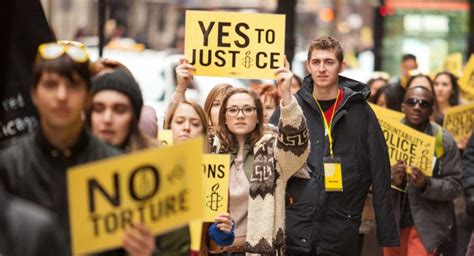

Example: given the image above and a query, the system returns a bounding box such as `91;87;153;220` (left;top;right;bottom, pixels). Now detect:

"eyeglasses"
404;98;432;109
226;106;256;117
37;40;89;63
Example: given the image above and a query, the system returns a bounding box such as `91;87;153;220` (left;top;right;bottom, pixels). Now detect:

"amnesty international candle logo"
201;154;230;221
185;10;285;79
206;183;224;212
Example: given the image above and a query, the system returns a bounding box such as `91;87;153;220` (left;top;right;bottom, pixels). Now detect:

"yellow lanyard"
313;90;340;157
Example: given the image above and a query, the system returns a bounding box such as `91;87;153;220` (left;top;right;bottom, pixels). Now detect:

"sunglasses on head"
37;40;89;63
404;98;432;109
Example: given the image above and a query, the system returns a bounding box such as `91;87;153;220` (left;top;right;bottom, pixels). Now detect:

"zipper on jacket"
330;92;360;131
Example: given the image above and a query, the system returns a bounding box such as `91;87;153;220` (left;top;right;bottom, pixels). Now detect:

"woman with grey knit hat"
88;68;156;151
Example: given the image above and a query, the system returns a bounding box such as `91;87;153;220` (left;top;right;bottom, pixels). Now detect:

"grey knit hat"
91;69;143;119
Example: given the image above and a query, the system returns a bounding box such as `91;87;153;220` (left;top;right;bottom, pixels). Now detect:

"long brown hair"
204;84;233;127
216;88;264;152
163;100;208;135
126;115;158;151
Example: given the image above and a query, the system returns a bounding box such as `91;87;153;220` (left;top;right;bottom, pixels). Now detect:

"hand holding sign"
275;55;294;106
175;58;196;94
123;223;156;256
215;212;233;233
391;160;406;186
410;166;428;189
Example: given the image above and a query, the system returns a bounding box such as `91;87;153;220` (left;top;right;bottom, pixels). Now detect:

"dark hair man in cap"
0;41;120;254
385;86;461;255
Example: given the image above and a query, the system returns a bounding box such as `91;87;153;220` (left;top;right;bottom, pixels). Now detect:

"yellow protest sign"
68;138;203;255
378;117;436;176
189;154;230;252
369;102;404;121
459;54;474;98
185;10;285;79
443;52;463;77
443;102;474;143
158;129;174;146
202;154;230;221
189;220;204;251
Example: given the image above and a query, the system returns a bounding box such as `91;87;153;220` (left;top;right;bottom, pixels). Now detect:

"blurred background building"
39;0;473;79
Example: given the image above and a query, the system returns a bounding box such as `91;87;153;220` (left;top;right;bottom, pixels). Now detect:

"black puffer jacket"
270;75;399;255
0;129;121;255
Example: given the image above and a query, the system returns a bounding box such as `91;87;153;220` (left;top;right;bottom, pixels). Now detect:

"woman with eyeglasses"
173;57;310;255
209;58;309;255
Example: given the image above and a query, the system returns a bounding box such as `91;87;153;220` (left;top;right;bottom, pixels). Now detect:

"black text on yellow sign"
378;117;435;176
185;10;285;79
201;154;230;222
443;102;474;144
68;138;204;255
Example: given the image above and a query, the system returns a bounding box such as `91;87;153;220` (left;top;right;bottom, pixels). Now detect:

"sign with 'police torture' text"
68;138;203;255
185;10;286;79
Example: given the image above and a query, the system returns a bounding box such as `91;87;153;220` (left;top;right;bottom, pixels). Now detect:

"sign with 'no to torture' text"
68;138;204;254
185;10;286;79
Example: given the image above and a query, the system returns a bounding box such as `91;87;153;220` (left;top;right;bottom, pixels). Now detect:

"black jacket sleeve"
462;130;474;216
366;105;400;247
463;130;474;189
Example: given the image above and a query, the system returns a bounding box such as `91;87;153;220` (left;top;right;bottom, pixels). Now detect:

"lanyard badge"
324;157;343;192
314;90;343;192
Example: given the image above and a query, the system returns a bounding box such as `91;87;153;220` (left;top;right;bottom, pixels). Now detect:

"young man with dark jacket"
0;41;120;254
386;86;462;255
270;36;399;255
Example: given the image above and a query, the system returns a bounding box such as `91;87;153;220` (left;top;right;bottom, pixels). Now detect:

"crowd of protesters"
0;34;474;256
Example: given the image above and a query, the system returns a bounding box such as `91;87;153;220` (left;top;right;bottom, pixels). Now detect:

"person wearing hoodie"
270;36;399;255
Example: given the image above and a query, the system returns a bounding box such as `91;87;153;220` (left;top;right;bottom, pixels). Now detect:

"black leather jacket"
0;184;66;255
0;129;121;255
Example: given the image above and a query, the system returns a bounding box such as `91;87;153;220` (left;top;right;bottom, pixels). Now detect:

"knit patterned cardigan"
211;97;310;256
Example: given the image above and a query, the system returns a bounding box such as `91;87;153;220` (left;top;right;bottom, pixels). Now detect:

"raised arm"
274;56;310;181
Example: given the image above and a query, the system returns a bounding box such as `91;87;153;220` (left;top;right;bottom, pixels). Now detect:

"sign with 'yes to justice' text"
68;138;204;255
185;10;285;79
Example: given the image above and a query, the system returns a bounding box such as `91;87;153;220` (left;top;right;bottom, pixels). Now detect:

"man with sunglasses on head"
0;41;121;254
385;86;462;256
